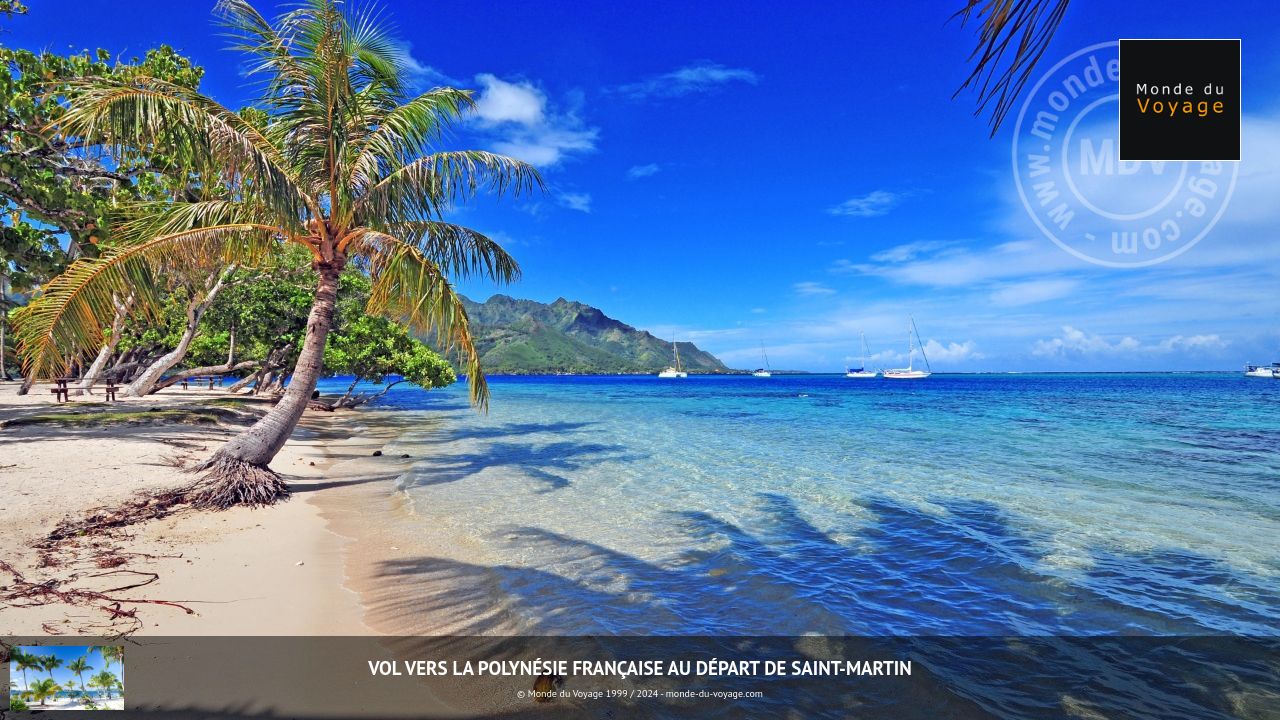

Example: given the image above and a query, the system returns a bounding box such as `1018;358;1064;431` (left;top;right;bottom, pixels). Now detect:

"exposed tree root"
43;484;196;545
8;456;290;636
186;455;291;509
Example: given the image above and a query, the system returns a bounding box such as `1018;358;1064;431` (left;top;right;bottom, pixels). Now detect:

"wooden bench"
104;381;118;402
180;376;222;390
49;377;72;402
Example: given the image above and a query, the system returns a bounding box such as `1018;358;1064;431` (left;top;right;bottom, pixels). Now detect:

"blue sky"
8;0;1280;371
9;645;121;692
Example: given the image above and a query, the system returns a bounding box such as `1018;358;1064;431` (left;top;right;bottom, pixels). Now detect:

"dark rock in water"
372;450;382;457
400;453;410;458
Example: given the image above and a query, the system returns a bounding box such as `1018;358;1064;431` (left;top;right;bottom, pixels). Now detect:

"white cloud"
923;339;984;363
1031;326;1225;357
616;61;758;99
827;189;913;218
869;240;956;263
473;74;545;124
557;192;592;213
750;307;767;314
471;74;598;167
793;281;836;297
398;44;462;88
627;163;661;179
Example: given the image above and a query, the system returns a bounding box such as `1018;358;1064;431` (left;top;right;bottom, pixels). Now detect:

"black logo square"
1119;39;1240;161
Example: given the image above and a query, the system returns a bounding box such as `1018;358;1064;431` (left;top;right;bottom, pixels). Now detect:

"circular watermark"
1012;42;1238;267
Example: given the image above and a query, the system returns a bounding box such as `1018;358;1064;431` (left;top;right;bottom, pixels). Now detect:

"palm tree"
96;645;123;673
15;0;539;507
23;678;61;707
66;657;93;697
89;671;119;700
40;654;62;681
12;649;41;693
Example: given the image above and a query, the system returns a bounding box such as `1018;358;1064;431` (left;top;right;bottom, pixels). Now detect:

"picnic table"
180;376;224;390
49;378;118;402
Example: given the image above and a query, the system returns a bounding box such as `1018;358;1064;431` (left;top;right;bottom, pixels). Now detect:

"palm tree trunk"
191;264;342;507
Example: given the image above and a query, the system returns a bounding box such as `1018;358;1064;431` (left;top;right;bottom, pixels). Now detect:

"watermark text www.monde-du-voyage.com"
1013;39;1241;268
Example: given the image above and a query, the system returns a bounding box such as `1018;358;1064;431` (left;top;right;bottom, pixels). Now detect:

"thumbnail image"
8;646;123;712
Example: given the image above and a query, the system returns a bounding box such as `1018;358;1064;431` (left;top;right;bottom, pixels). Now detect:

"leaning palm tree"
66;657;93;697
16;0;539;507
23;678;61;707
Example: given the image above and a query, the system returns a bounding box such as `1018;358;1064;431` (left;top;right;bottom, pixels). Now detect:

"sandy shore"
0;382;569;717
0;380;409;637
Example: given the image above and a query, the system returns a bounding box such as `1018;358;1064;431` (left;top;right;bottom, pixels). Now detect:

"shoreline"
0;382;418;638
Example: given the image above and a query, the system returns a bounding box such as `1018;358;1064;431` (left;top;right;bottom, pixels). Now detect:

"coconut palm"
12;649;41;693
88;671;119;700
23;678;61;707
39;654;62;680
96;645;123;672
15;0;539;507
66;657;93;697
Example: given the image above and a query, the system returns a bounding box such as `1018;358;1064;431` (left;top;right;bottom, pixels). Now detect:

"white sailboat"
658;339;688;378
883;318;931;379
846;332;878;378
752;341;772;377
1244;363;1279;378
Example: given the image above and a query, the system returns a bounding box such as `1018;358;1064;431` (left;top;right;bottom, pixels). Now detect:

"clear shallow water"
322;373;1280;638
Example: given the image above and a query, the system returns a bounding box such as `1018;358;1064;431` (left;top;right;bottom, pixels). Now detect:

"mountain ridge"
458;294;729;375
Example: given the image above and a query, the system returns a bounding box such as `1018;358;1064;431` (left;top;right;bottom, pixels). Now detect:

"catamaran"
1244;363;1279;378
752;341;772;377
658;339;688;378
846;331;878;378
883;318;931;379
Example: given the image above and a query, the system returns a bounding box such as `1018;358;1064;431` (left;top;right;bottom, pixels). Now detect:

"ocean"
318;372;1280;717
334;372;1279;637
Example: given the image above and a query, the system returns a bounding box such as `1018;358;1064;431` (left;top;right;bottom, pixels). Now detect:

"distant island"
459;295;730;375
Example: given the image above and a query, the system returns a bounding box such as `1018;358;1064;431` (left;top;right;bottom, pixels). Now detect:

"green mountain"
458;294;729;374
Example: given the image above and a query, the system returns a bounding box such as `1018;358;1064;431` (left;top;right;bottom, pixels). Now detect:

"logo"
1012;42;1238;268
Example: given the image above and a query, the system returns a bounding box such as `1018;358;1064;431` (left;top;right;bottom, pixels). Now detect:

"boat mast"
673;339;682;372
760;341;770;370
911;316;931;373
906;323;914;371
860;331;868;369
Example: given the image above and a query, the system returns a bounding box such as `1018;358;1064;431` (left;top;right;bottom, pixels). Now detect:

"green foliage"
10;696;30;711
87;671;119;699
0;44;203;253
23;677;61;706
13;0;539;411
324;272;454;391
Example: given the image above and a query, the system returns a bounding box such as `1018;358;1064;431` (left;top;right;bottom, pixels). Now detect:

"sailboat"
1244;362;1279;378
883;318;931;379
846;332;878;378
752;341;772;377
658;338;688;378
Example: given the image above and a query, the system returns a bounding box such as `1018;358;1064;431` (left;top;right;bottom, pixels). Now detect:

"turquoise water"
327;373;1280;637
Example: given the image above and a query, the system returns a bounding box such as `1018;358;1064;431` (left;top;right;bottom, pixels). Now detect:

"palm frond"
358;231;489;410
348;87;475;193
358;150;544;224
953;0;1071;135
54;74;320;222
347;220;519;283
14;225;282;379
